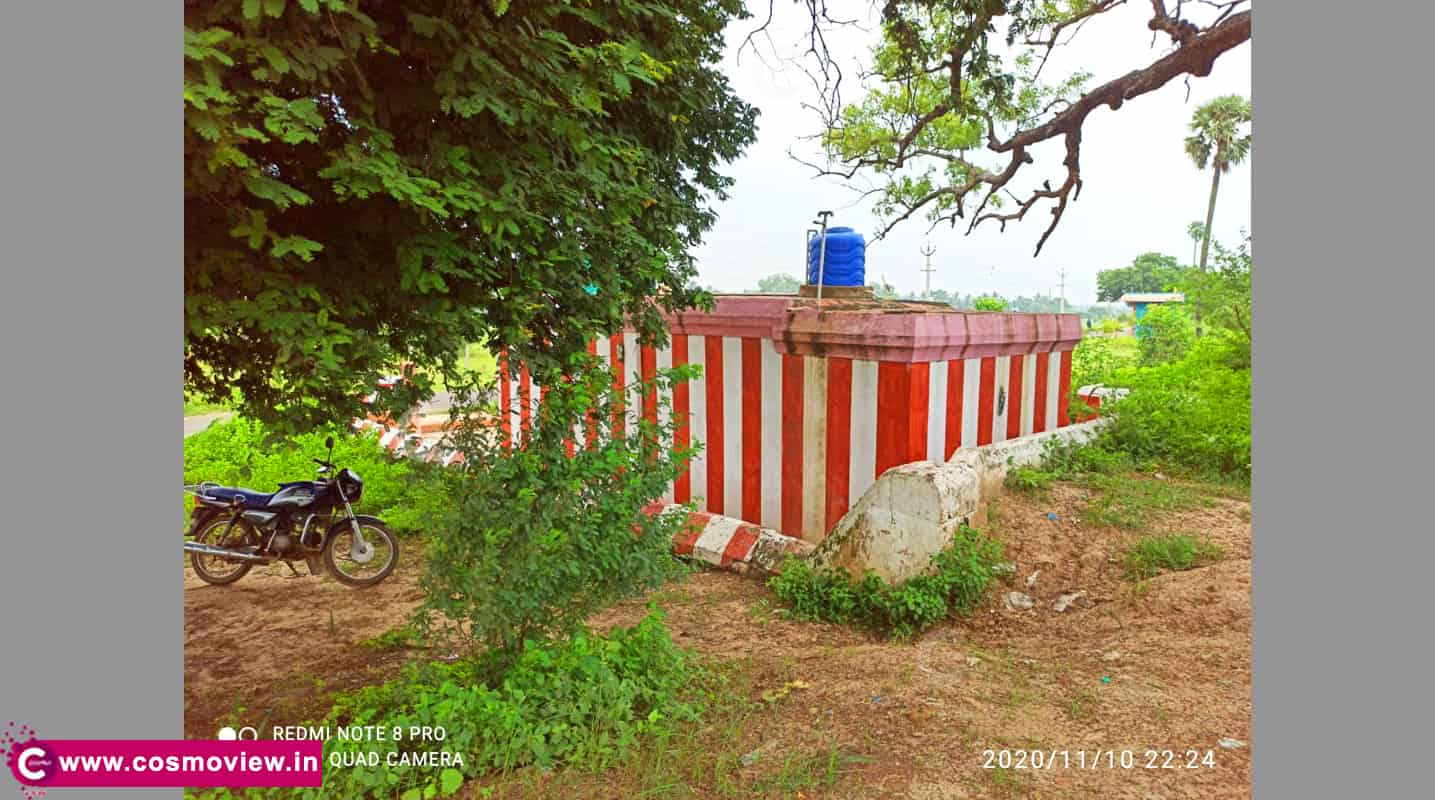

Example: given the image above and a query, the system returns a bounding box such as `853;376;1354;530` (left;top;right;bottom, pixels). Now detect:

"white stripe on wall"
848;359;879;503
801;356;828;541
1046;353;1062;431
927;360;947;463
692;514;742;566
961;359;980;448
759;339;783;529
623;331;641;437
509;362;522;445
1020;354;1037;437
721;336;743;516
992;355;1011;444
688;336;708;511
657;342;673;503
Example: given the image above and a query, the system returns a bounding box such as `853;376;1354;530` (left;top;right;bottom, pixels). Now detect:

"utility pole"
1056;267;1069;314
919;241;937;299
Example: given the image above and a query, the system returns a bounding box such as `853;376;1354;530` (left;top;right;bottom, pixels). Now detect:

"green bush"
188;611;701;800
1136;304;1195;366
1121;535;1224;581
1103;335;1251;481
419;360;695;665
770;525;1004;641
182;417;444;536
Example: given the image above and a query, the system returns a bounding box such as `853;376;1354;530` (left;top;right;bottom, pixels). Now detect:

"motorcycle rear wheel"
190;516;257;585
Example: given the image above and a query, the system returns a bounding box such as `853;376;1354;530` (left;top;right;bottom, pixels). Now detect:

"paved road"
184;412;233;438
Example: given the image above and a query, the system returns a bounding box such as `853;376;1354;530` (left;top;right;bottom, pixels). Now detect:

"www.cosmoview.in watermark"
5;723;322;796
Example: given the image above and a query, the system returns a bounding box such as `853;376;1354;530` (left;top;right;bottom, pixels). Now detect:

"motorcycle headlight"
342;470;364;501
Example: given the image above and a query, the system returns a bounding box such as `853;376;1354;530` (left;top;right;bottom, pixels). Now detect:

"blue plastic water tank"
806;227;866;287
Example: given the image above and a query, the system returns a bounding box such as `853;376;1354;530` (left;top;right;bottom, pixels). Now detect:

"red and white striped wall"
496;298;1082;545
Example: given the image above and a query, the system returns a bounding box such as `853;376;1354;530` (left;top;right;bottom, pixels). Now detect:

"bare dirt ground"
184;478;1251;798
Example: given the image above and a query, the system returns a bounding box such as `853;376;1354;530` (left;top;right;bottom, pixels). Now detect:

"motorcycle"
183;436;399;588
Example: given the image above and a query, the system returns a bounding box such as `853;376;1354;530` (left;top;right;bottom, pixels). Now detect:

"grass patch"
770;524;1004;641
357;624;427;652
747;744;872;795
1120;534;1224;581
1080;473;1214;529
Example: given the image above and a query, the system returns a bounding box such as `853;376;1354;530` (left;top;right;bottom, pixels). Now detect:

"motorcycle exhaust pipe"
183;541;272;563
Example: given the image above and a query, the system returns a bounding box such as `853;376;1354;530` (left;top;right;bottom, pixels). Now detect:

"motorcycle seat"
202;486;276;508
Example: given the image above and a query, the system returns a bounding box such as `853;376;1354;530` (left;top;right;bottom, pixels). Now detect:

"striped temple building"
499;295;1083;546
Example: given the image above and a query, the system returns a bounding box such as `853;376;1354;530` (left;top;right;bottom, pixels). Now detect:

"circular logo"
12;741;57;786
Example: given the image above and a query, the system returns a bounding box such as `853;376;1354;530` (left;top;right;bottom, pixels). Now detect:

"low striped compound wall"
498;296;1083;546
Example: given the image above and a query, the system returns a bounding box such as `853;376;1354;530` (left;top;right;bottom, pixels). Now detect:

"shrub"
1136;304;1195;366
972;295;1009;312
418;359;696;665
188;611;701;800
770;525;1004;641
182;417;443;536
1121;535;1224;580
1103;336;1251;481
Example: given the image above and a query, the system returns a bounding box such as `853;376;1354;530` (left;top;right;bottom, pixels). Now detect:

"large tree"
185;0;756;431
1185;93;1251;271
772;1;1250;254
1095;251;1183;301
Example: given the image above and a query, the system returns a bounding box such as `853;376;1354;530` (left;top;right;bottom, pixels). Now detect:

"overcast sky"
690;1;1252;305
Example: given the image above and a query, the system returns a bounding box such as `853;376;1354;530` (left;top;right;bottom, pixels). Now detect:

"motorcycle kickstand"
284;560;304;579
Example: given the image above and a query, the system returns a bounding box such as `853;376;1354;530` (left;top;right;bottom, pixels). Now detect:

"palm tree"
1187;221;1206;266
1185;95;1252;273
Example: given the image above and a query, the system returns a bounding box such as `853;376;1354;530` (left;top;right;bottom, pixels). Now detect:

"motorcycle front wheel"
322;517;399;588
190;516;257;585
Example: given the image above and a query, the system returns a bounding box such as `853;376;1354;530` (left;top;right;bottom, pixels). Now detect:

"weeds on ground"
1120;534;1224;581
358;623;427;652
770;525;1004;641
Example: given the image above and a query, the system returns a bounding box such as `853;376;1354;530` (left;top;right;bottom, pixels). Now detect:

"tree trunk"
1199;166;1221;272
1195;154;1223;338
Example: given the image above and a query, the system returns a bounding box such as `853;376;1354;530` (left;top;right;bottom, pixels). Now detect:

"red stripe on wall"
609;334;625;439
672;335;691;504
723;524;762;566
977;357;996;446
1058;349;1073;427
945;360;963;458
673;514;708;556
875;361;911;477
499;354;512;450
1007;354;1024;440
1032;352;1050;434
519;364;532;447
741;337;762;524
780;354;805;536
825;357;854;531
640;343;657;429
704;335;725;515
908;362;930;463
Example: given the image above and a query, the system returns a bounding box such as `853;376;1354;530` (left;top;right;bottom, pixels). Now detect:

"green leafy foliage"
1096;252;1185;302
1136;304;1195;366
1101;336;1252;481
185;0;757;433
770;525;1004;641
750;273;802;294
1179;233;1251;367
972;295;1009;312
182;417;444;535
418;358;696;664
187;611;701;799
1121;535;1224;581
